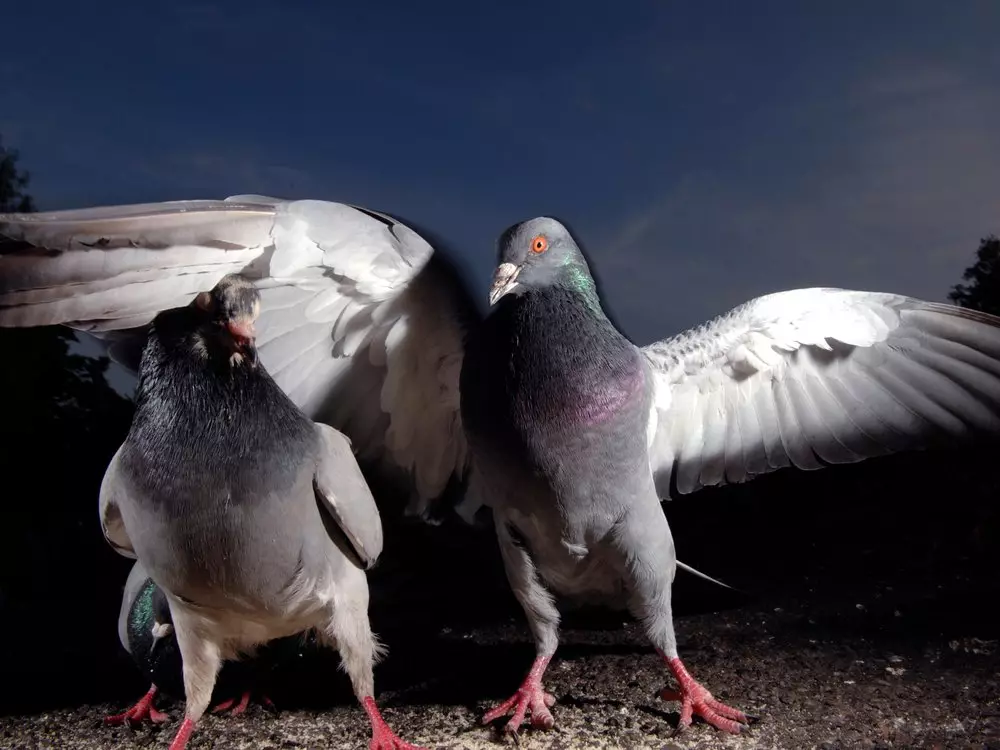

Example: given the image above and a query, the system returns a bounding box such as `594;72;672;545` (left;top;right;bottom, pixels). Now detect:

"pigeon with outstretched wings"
5;198;1000;738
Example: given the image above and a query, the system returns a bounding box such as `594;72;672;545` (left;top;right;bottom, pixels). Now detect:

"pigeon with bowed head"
3;199;1000;737
107;560;309;729
107;560;176;727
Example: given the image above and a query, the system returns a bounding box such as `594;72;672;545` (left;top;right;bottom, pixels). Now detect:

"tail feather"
676;559;736;591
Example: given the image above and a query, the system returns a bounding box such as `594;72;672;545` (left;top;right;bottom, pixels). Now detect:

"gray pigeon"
95;274;420;750
457;217;1000;735
5;199;1000;737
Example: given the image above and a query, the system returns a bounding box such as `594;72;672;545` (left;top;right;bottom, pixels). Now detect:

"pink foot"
362;696;425;750
104;684;170;726
658;653;748;734
211;691;250;716
482;655;556;734
167;717;197;750
211;690;277;716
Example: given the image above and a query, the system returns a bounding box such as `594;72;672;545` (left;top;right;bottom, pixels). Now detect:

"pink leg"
167;717;197;750
362;696;426;750
104;684;170;726
657;650;748;734
211;690;253;716
482;655;557;734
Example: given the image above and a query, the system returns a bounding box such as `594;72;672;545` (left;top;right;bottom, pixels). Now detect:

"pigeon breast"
117;304;322;606
462;285;652;511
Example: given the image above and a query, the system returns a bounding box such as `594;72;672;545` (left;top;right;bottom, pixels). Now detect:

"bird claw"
659;659;748;734
482;680;557;734
104;686;169;726
211;692;248;716
369;727;426;750
363;696;426;750
210;690;277;716
104;704;170;726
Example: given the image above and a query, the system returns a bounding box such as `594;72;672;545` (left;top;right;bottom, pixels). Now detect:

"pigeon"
457;217;1000;734
106;560;174;727
4;199;1000;737
91;273;419;750
107;560;303;728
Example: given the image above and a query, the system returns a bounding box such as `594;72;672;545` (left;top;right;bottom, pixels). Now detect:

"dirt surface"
3;450;1000;750
3;570;999;749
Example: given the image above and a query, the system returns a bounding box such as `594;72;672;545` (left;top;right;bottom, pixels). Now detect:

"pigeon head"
192;273;261;367
488;217;594;306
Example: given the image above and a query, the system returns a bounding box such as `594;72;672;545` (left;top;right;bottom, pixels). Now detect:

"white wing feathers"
0;196;471;516
10;201;996;519
0;200;273;330
643;288;1000;497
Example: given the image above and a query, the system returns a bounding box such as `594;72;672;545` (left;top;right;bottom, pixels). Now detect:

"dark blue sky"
4;1;1000;345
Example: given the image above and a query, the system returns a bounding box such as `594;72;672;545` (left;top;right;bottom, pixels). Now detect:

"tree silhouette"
0;137;37;213
948;234;1000;316
947;234;1000;565
0;138;137;709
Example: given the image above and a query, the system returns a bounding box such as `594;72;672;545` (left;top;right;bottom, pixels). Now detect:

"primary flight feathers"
644;288;1000;497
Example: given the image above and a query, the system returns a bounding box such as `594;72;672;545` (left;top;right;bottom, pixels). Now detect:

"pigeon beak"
148;633;164;660
149;621;173;660
226;318;259;366
244;343;259;367
489;263;522;306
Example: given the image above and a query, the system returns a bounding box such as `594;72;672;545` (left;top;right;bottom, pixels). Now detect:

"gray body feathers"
462;280;674;625
94;285;391;744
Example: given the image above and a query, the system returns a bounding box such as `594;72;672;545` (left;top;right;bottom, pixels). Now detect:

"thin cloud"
598;63;1000;345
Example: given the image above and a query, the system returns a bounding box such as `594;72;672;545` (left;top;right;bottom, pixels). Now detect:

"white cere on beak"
151;622;174;639
489;262;522;306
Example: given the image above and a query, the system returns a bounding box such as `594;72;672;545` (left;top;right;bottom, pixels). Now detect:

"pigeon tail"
675;560;737;591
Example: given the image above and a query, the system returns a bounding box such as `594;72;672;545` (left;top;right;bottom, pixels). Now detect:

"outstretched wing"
642;287;1000;498
0;196;478;518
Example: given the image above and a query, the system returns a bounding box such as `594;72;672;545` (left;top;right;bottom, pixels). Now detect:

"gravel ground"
3;570;998;749
2;451;999;750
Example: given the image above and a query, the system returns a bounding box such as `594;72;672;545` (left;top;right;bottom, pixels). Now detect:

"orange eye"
530;235;548;254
